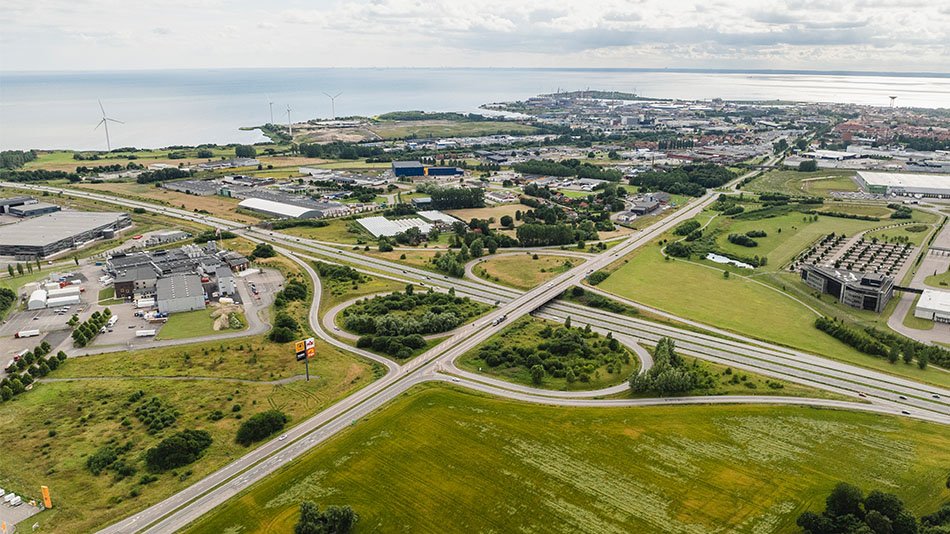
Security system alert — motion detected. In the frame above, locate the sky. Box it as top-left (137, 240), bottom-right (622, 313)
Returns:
top-left (2, 0), bottom-right (948, 72)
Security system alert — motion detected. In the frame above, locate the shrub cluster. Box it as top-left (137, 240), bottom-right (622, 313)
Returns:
top-left (145, 429), bottom-right (212, 472)
top-left (72, 308), bottom-right (112, 347)
top-left (236, 410), bottom-right (288, 446)
top-left (629, 338), bottom-right (714, 396)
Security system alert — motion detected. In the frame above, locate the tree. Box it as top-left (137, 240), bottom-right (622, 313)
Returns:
top-left (269, 327), bottom-right (296, 343)
top-left (564, 316), bottom-right (572, 329)
top-left (888, 345), bottom-right (899, 364)
top-left (235, 145), bottom-right (257, 158)
top-left (500, 215), bottom-right (513, 228)
top-left (16, 263), bottom-right (23, 276)
top-left (196, 148), bottom-right (214, 158)
top-left (145, 429), bottom-right (213, 472)
top-left (530, 364), bottom-right (545, 385)
top-left (295, 502), bottom-right (357, 534)
top-left (251, 243), bottom-right (276, 259)
top-left (6, 264), bottom-right (13, 277)
top-left (825, 482), bottom-right (864, 519)
top-left (917, 351), bottom-right (929, 370)
top-left (799, 160), bottom-right (818, 172)
top-left (236, 410), bottom-right (288, 446)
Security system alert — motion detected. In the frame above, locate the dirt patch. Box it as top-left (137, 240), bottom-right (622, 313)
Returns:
top-left (210, 303), bottom-right (244, 331)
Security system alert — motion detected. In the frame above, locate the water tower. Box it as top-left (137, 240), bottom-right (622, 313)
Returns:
top-left (889, 96), bottom-right (897, 108)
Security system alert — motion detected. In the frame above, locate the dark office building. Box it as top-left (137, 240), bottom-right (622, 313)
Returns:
top-left (801, 265), bottom-right (894, 313)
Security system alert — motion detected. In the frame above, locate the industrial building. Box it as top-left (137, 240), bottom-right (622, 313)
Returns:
top-left (391, 161), bottom-right (463, 178)
top-left (237, 197), bottom-right (346, 219)
top-left (215, 266), bottom-right (236, 296)
top-left (0, 196), bottom-right (37, 214)
top-left (801, 265), bottom-right (893, 313)
top-left (856, 171), bottom-right (950, 198)
top-left (357, 216), bottom-right (433, 238)
top-left (108, 242), bottom-right (248, 301)
top-left (10, 202), bottom-right (61, 218)
top-left (0, 211), bottom-right (131, 259)
top-left (156, 274), bottom-right (206, 314)
top-left (914, 289), bottom-right (950, 323)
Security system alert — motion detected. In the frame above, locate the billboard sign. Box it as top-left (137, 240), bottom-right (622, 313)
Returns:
top-left (305, 337), bottom-right (316, 359)
top-left (41, 485), bottom-right (52, 508)
top-left (294, 340), bottom-right (306, 361)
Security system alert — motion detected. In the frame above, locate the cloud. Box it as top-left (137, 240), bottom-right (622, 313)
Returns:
top-left (0, 0), bottom-right (947, 71)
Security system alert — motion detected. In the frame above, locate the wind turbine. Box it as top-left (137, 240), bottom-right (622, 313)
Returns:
top-left (269, 101), bottom-right (274, 124)
top-left (94, 100), bottom-right (123, 151)
top-left (323, 92), bottom-right (342, 120)
top-left (286, 105), bottom-right (293, 137)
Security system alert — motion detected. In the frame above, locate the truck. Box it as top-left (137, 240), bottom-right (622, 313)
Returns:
top-left (490, 315), bottom-right (508, 327)
top-left (136, 329), bottom-right (156, 337)
top-left (107, 315), bottom-right (118, 327)
top-left (15, 329), bottom-right (41, 338)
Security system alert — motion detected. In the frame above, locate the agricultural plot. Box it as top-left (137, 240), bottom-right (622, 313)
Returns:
top-left (445, 204), bottom-right (527, 229)
top-left (280, 219), bottom-right (372, 245)
top-left (368, 119), bottom-right (538, 140)
top-left (184, 386), bottom-right (950, 534)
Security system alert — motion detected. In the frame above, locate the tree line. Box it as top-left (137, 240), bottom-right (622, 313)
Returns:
top-left (513, 159), bottom-right (623, 182)
top-left (1, 149), bottom-right (37, 169)
top-left (1, 343), bottom-right (67, 402)
top-left (630, 164), bottom-right (736, 196)
top-left (136, 167), bottom-right (192, 184)
top-left (415, 184), bottom-right (485, 209)
top-left (798, 481), bottom-right (950, 534)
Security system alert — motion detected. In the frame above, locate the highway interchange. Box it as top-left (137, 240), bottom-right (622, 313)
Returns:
top-left (3, 170), bottom-right (949, 533)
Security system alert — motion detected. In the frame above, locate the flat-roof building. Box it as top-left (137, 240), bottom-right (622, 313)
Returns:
top-left (237, 197), bottom-right (345, 219)
top-left (0, 211), bottom-right (131, 259)
top-left (357, 216), bottom-right (433, 238)
top-left (856, 171), bottom-right (950, 198)
top-left (801, 265), bottom-right (894, 313)
top-left (914, 289), bottom-right (950, 323)
top-left (0, 196), bottom-right (35, 214)
top-left (10, 202), bottom-right (61, 218)
top-left (156, 274), bottom-right (206, 314)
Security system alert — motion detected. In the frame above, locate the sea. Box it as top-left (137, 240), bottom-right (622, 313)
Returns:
top-left (1, 68), bottom-right (948, 151)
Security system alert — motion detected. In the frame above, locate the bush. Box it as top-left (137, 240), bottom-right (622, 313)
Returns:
top-left (145, 429), bottom-right (213, 472)
top-left (251, 243), bottom-right (276, 258)
top-left (236, 410), bottom-right (288, 446)
top-left (727, 234), bottom-right (758, 247)
top-left (269, 327), bottom-right (296, 343)
top-left (587, 271), bottom-right (610, 285)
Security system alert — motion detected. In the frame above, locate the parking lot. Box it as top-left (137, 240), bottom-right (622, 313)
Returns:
top-left (0, 494), bottom-right (42, 533)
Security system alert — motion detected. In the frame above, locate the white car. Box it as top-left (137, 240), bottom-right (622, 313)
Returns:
top-left (278, 434), bottom-right (288, 441)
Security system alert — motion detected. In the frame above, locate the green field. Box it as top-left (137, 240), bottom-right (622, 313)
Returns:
top-left (597, 235), bottom-right (950, 388)
top-left (743, 169), bottom-right (857, 197)
top-left (0, 337), bottom-right (375, 534)
top-left (902, 295), bottom-right (935, 331)
top-left (708, 210), bottom-right (897, 271)
top-left (864, 223), bottom-right (936, 246)
top-left (184, 386), bottom-right (950, 534)
top-left (156, 309), bottom-right (220, 340)
top-left (281, 219), bottom-right (372, 245)
top-left (924, 268), bottom-right (950, 289)
top-left (472, 253), bottom-right (580, 290)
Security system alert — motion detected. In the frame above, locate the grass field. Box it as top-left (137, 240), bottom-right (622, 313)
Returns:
top-left (864, 223), bottom-right (936, 246)
top-left (924, 268), bottom-right (950, 288)
top-left (472, 253), bottom-right (581, 290)
top-left (280, 219), bottom-right (372, 245)
top-left (743, 169), bottom-right (857, 197)
top-left (363, 249), bottom-right (441, 271)
top-left (597, 239), bottom-right (950, 388)
top-left (0, 336), bottom-right (376, 534)
top-left (184, 385), bottom-right (950, 534)
top-left (708, 209), bottom-right (900, 270)
top-left (155, 309), bottom-right (220, 340)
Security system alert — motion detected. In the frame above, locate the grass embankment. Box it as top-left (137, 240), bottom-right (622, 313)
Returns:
top-left (0, 337), bottom-right (375, 534)
top-left (156, 308), bottom-right (243, 340)
top-left (473, 253), bottom-right (580, 290)
top-left (184, 385), bottom-right (950, 534)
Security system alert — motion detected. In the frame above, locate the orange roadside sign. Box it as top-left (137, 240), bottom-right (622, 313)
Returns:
top-left (42, 485), bottom-right (52, 508)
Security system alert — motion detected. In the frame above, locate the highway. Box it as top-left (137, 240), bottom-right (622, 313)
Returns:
top-left (4, 164), bottom-right (950, 534)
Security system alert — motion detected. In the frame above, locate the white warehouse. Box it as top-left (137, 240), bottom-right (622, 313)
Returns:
top-left (856, 171), bottom-right (950, 198)
top-left (914, 289), bottom-right (950, 323)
